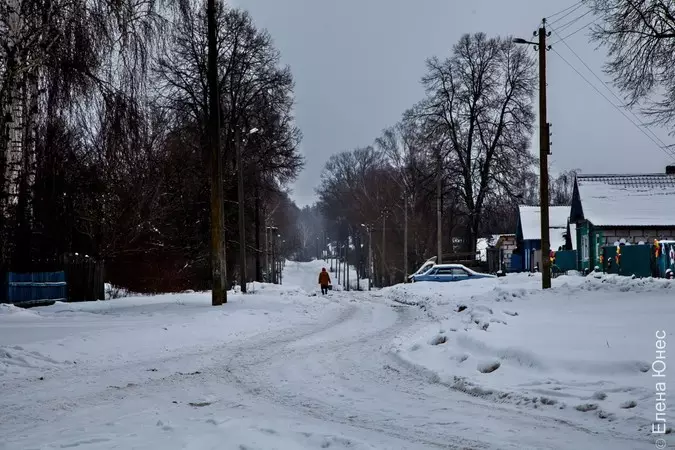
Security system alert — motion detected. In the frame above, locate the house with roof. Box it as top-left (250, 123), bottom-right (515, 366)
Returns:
top-left (570, 167), bottom-right (675, 272)
top-left (514, 205), bottom-right (571, 271)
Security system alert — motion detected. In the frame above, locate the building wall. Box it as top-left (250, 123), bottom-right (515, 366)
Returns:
top-left (599, 228), bottom-right (675, 246)
top-left (577, 224), bottom-right (675, 272)
top-left (497, 236), bottom-right (517, 271)
top-left (523, 239), bottom-right (541, 271)
top-left (576, 221), bottom-right (605, 272)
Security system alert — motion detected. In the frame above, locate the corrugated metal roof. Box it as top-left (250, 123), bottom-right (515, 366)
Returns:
top-left (576, 173), bottom-right (675, 227)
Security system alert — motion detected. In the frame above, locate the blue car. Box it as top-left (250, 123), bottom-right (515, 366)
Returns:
top-left (410, 264), bottom-right (496, 283)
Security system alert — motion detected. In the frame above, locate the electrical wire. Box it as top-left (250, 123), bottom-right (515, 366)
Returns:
top-left (554, 9), bottom-right (594, 34)
top-left (547, 1), bottom-right (584, 24)
top-left (551, 18), bottom-right (600, 44)
top-left (550, 47), bottom-right (675, 161)
top-left (550, 25), bottom-right (673, 152)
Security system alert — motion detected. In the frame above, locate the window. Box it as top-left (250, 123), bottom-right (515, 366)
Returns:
top-left (418, 263), bottom-right (434, 275)
top-left (451, 268), bottom-right (469, 277)
top-left (581, 234), bottom-right (589, 261)
top-left (435, 267), bottom-right (454, 275)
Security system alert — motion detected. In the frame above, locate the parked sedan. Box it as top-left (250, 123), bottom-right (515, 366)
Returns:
top-left (409, 264), bottom-right (496, 283)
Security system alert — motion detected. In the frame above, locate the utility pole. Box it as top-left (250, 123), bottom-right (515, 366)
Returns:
top-left (356, 234), bottom-right (361, 291)
top-left (207, 0), bottom-right (225, 306)
top-left (254, 182), bottom-right (262, 282)
top-left (382, 211), bottom-right (387, 287)
top-left (514, 19), bottom-right (552, 289)
top-left (368, 226), bottom-right (372, 290)
top-left (436, 149), bottom-right (443, 265)
top-left (346, 235), bottom-right (350, 291)
top-left (264, 224), bottom-right (269, 282)
top-left (337, 244), bottom-right (341, 285)
top-left (236, 126), bottom-right (247, 293)
top-left (269, 226), bottom-right (278, 283)
top-left (403, 194), bottom-right (408, 283)
top-left (279, 238), bottom-right (283, 284)
top-left (538, 20), bottom-right (552, 290)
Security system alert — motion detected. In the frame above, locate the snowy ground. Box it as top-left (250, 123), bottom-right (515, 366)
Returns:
top-left (1, 261), bottom-right (672, 449)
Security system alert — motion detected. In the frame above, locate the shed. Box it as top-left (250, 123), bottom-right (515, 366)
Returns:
top-left (570, 171), bottom-right (675, 271)
top-left (515, 205), bottom-right (571, 271)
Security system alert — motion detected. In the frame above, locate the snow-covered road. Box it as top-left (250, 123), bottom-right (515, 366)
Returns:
top-left (0, 261), bottom-right (667, 449)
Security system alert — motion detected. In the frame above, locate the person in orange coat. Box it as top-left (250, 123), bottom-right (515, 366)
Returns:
top-left (318, 267), bottom-right (331, 295)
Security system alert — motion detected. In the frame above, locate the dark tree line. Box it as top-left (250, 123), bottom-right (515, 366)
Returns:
top-left (1, 0), bottom-right (304, 292)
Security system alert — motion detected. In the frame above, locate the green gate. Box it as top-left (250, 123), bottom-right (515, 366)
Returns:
top-left (602, 244), bottom-right (653, 278)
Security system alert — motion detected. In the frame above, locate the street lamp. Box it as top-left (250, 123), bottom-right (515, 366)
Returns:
top-left (514, 18), bottom-right (552, 289)
top-left (236, 126), bottom-right (261, 294)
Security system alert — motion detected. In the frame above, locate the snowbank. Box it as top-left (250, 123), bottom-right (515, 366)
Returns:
top-left (387, 272), bottom-right (674, 442)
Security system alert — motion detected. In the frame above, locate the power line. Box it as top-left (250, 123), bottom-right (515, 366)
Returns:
top-left (555, 9), bottom-right (594, 33)
top-left (551, 18), bottom-right (600, 44)
top-left (550, 25), bottom-right (672, 152)
top-left (547, 1), bottom-right (584, 24)
top-left (550, 47), bottom-right (675, 161)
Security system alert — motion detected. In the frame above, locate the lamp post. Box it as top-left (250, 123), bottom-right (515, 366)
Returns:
top-left (236, 127), bottom-right (260, 294)
top-left (514, 19), bottom-right (552, 289)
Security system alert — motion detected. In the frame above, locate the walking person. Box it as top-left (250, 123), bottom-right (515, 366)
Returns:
top-left (318, 267), bottom-right (331, 295)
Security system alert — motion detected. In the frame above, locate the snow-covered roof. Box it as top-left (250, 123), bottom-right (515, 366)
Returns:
top-left (576, 174), bottom-right (675, 227)
top-left (518, 206), bottom-right (570, 240)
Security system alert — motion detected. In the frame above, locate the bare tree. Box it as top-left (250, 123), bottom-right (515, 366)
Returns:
top-left (419, 33), bottom-right (537, 253)
top-left (585, 0), bottom-right (675, 129)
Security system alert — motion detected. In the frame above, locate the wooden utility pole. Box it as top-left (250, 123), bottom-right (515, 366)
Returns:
top-left (269, 226), bottom-right (278, 283)
top-left (264, 224), bottom-right (269, 282)
top-left (338, 244), bottom-right (342, 285)
top-left (346, 236), bottom-right (350, 291)
top-left (356, 234), bottom-right (361, 291)
top-left (538, 19), bottom-right (552, 290)
top-left (368, 227), bottom-right (373, 290)
top-left (207, 0), bottom-right (226, 306)
top-left (381, 211), bottom-right (387, 287)
top-left (236, 127), bottom-right (247, 293)
top-left (254, 183), bottom-right (262, 282)
top-left (514, 19), bottom-right (551, 290)
top-left (436, 149), bottom-right (443, 264)
top-left (403, 195), bottom-right (408, 282)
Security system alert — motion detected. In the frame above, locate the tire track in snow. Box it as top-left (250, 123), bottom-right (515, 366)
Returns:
top-left (0, 301), bottom-right (361, 437)
top-left (217, 297), bottom-right (489, 449)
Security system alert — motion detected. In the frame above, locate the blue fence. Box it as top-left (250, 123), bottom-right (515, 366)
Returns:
top-left (2, 272), bottom-right (67, 306)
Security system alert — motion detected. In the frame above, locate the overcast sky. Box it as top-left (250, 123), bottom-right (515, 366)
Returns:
top-left (232, 0), bottom-right (675, 208)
